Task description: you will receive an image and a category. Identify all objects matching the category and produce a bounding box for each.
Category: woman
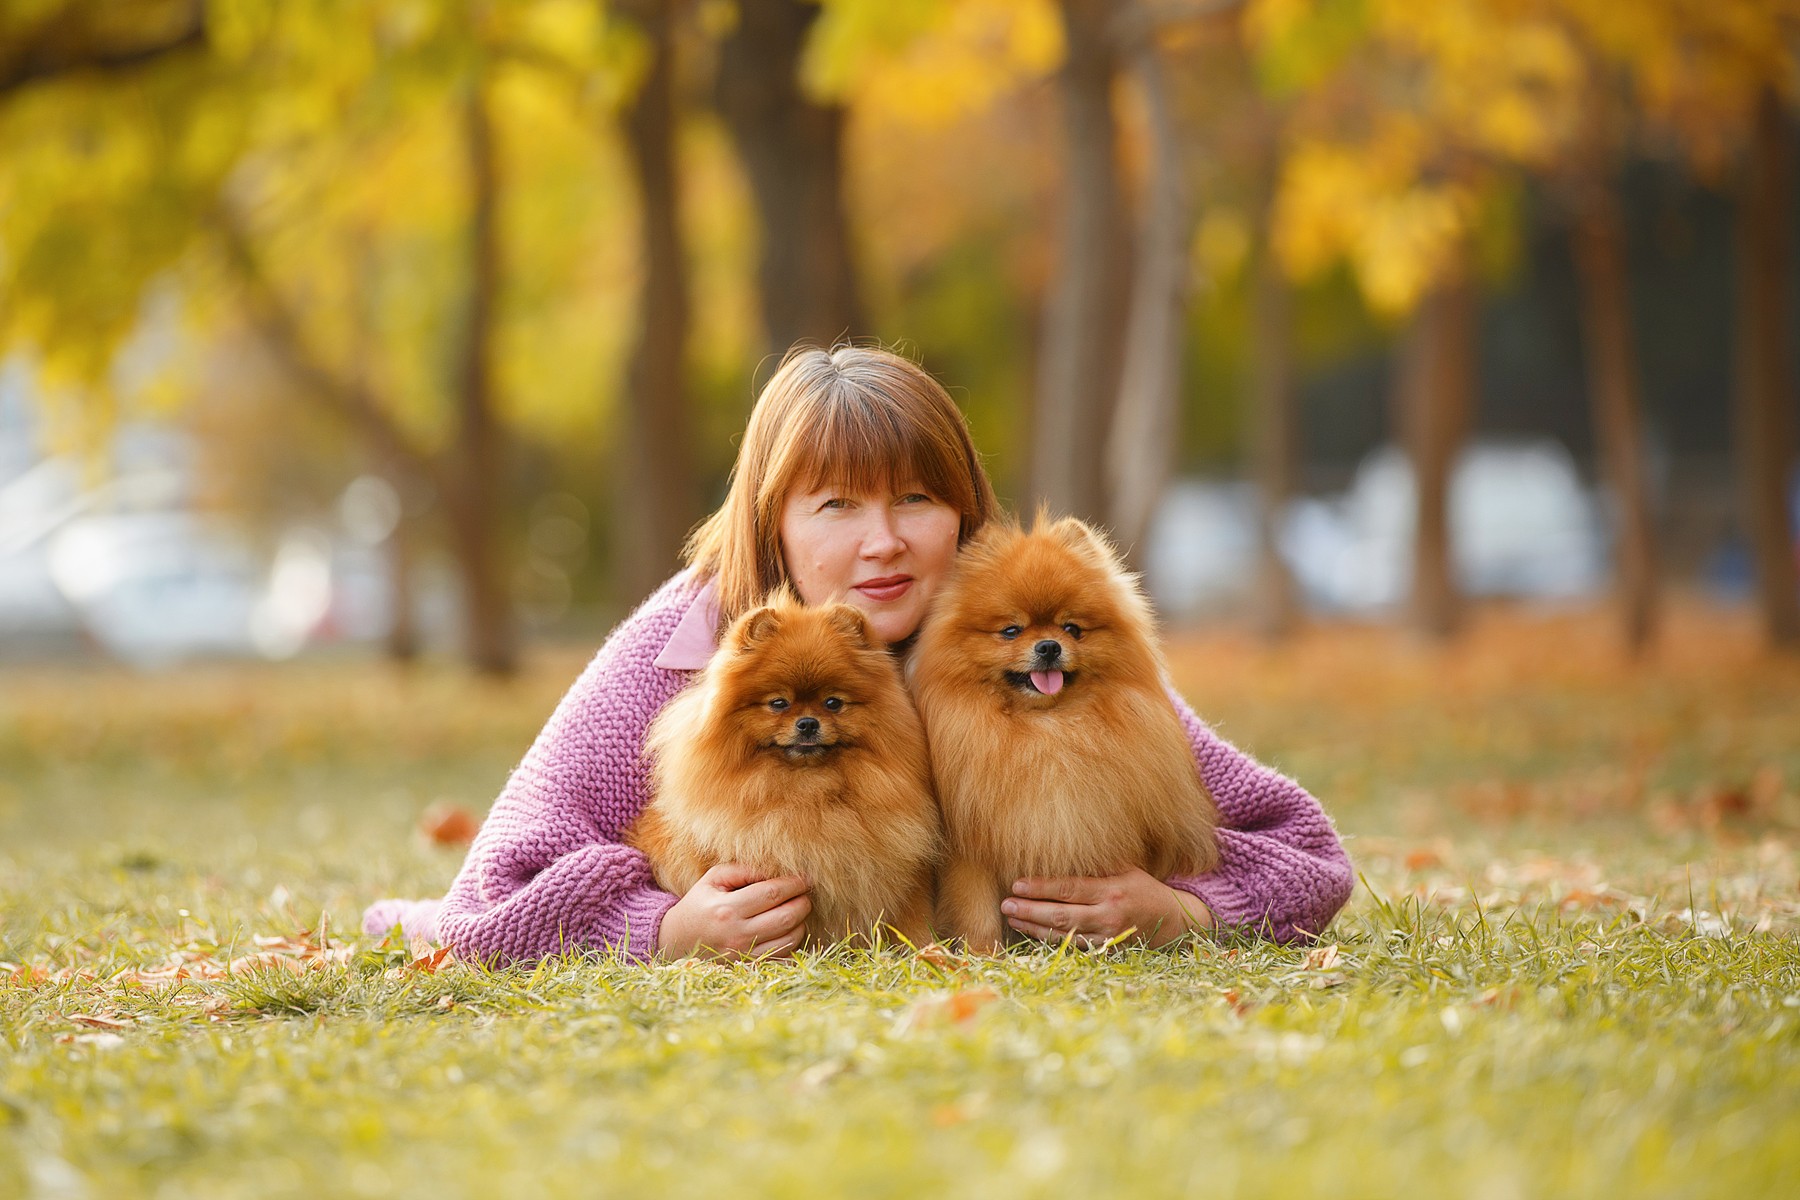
[363,346,1353,961]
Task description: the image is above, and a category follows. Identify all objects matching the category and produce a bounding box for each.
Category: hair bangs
[759,378,972,516]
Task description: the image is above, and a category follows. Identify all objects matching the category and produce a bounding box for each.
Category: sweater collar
[653,576,721,671]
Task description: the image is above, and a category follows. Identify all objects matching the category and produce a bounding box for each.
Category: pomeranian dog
[628,592,939,949]
[908,513,1220,951]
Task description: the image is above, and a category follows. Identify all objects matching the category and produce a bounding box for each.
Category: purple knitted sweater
[362,571,1353,961]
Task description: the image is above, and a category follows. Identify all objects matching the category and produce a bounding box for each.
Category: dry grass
[3,597,1797,1198]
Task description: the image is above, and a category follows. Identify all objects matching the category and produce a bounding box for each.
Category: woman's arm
[1162,687,1354,942]
[427,586,694,963]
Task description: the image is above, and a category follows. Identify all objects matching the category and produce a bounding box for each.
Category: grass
[3,597,1798,1198]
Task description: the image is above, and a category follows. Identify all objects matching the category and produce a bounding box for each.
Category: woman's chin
[853,605,921,647]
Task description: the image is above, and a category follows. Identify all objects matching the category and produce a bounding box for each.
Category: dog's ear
[1047,515,1108,555]
[825,603,874,649]
[735,605,783,650]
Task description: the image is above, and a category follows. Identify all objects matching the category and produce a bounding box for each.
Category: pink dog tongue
[1030,670,1065,696]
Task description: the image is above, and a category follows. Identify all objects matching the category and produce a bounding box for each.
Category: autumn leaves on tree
[1,0,1797,670]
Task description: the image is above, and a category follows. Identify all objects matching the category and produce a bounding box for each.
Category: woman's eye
[823,697,844,712]
[1061,623,1083,639]
[1000,626,1023,640]
[899,493,930,505]
[769,698,790,711]
[820,498,850,511]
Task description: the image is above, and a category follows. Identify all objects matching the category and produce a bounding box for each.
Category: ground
[2,598,1797,1198]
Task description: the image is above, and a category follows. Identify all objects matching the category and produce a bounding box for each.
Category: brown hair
[684,344,1000,625]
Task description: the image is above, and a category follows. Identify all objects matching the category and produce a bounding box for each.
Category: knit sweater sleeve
[1163,688,1354,943]
[426,575,701,964]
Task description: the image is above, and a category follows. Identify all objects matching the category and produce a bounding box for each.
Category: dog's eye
[823,697,844,712]
[1000,626,1022,640]
[769,698,790,711]
[1061,623,1083,639]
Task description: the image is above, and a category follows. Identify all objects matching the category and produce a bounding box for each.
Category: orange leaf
[407,945,453,975]
[67,1013,132,1029]
[419,802,480,845]
[898,987,999,1032]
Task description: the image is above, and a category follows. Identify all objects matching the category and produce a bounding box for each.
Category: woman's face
[778,480,962,645]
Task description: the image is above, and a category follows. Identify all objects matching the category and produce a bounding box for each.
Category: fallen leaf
[407,945,453,975]
[1303,943,1340,971]
[66,1013,132,1030]
[897,987,999,1033]
[917,942,967,973]
[1404,849,1443,870]
[419,802,480,845]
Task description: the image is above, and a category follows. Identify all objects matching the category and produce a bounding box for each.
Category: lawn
[3,599,1797,1198]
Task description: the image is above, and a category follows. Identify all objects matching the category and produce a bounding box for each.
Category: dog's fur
[629,593,939,948]
[908,513,1219,950]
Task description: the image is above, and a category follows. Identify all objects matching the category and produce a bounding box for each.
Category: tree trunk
[1106,35,1191,566]
[715,0,864,354]
[1395,261,1476,639]
[1249,229,1300,639]
[1572,174,1657,655]
[1735,87,1800,648]
[448,77,517,677]
[615,0,700,603]
[1033,0,1133,523]
[384,476,421,663]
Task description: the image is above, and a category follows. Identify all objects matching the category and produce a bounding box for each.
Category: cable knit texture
[1165,689,1355,942]
[363,571,1353,961]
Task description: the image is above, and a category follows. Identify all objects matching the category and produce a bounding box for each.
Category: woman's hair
[684,344,1000,625]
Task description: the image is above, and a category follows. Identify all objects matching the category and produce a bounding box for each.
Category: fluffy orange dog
[909,514,1220,951]
[629,593,939,949]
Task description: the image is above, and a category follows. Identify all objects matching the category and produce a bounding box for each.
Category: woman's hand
[656,863,812,960]
[1002,868,1214,949]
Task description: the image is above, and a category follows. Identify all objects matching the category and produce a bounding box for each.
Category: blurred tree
[715,0,865,353]
[1247,221,1300,637]
[1566,148,1658,656]
[1106,6,1197,563]
[446,75,515,675]
[1395,250,1479,638]
[0,0,660,674]
[613,0,701,603]
[0,0,205,97]
[1735,87,1800,647]
[1031,0,1132,522]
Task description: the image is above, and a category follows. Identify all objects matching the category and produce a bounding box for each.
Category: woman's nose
[858,509,904,558]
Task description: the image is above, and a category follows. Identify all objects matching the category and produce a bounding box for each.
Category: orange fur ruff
[628,594,940,948]
[908,514,1219,950]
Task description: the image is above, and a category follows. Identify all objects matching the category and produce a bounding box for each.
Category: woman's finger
[721,873,811,917]
[1002,897,1092,929]
[699,861,769,891]
[1012,875,1099,903]
[743,892,812,942]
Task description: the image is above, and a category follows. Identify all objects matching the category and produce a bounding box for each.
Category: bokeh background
[2,0,1798,673]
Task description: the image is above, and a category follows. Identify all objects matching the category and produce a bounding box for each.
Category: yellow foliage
[804,0,1063,128]
[1192,208,1253,287]
[1274,128,1472,314]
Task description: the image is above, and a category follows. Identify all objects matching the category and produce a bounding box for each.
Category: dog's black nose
[1034,639,1062,660]
[795,716,821,737]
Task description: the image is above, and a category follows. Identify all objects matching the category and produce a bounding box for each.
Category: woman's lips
[853,575,913,602]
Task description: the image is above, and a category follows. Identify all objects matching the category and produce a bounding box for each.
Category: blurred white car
[46,512,270,668]
[1144,439,1608,618]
